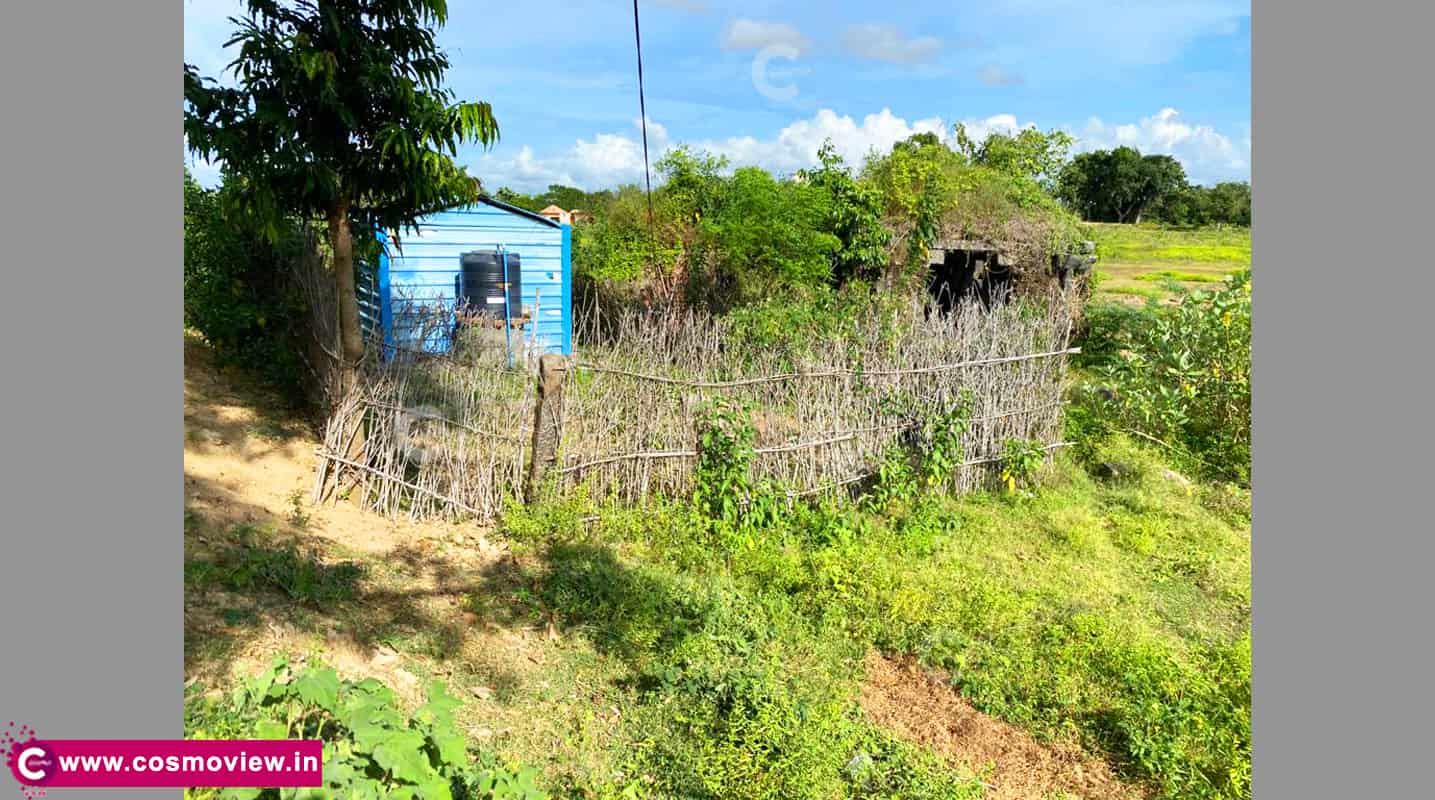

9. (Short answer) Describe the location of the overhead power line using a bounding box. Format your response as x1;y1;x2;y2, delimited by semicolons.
631;0;659;278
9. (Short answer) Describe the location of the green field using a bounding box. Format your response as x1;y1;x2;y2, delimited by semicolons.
1088;223;1251;302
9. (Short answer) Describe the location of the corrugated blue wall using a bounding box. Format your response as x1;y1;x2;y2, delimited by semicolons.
377;198;572;357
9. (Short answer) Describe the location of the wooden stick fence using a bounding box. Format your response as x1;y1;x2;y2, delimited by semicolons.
312;287;1082;520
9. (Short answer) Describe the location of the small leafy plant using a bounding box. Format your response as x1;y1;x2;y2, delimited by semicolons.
918;395;973;490
287;490;312;530
999;438;1047;494
693;400;757;523
185;657;546;800
870;391;972;506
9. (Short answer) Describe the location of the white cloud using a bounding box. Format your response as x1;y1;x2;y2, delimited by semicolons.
476;117;674;191
719;19;812;56
1074;108;1249;184
710;108;949;173
475;107;1249;193
976;65;1024;86
953;113;1031;142
478;108;962;191
635;116;668;142
841;24;943;64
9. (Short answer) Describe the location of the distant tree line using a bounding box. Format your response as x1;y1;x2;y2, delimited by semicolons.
1147;180;1251;227
1055;145;1250;227
498;141;1250;263
494;184;614;214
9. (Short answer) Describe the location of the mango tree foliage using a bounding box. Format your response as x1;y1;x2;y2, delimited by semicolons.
183;0;500;389
1056;147;1188;224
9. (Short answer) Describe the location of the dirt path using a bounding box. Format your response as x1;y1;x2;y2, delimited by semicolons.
183;333;455;556
183;334;531;703
860;652;1151;800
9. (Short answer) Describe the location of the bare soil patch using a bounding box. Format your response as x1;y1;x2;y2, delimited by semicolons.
183;333;532;695
859;652;1150;800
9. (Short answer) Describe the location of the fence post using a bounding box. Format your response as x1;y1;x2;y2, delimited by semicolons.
525;353;568;503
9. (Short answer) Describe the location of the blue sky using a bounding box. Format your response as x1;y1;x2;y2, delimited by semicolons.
184;0;1251;192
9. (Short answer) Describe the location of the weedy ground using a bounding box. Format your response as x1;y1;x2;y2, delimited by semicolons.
1087;223;1250;303
184;332;1249;800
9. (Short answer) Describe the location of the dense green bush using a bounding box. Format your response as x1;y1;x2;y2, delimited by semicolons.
185;657;546;800
1087;271;1252;482
687;165;841;309
863;133;1087;279
184;170;311;404
570;130;1084;318
796;143;892;286
1071;301;1154;370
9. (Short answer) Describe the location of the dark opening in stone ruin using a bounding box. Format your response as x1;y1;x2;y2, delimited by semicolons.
925;242;1010;316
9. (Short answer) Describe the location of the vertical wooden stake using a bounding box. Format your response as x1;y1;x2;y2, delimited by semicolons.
526;353;568;504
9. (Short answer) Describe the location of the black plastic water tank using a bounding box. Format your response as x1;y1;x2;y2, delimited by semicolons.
459;251;522;317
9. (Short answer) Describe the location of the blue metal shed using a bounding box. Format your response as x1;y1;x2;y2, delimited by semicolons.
376;196;573;358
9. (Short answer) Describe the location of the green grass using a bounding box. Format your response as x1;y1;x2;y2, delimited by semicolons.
1134;270;1227;284
184;524;364;607
485;434;1251;800
1086;223;1250;303
1088;223;1251;266
184;435;1249;799
1102;284;1167;300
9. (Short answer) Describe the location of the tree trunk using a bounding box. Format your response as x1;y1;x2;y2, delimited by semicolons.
328;198;367;463
329;198;364;390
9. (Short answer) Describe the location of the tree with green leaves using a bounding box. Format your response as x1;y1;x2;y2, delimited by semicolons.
797;141;891;286
954;123;1074;188
1056;146;1187;224
861;134;967;268
183;0;499;396
1145;180;1251;227
691;165;840;309
1206;181;1252;226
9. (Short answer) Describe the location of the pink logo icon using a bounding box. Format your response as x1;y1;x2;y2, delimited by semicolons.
3;723;49;799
